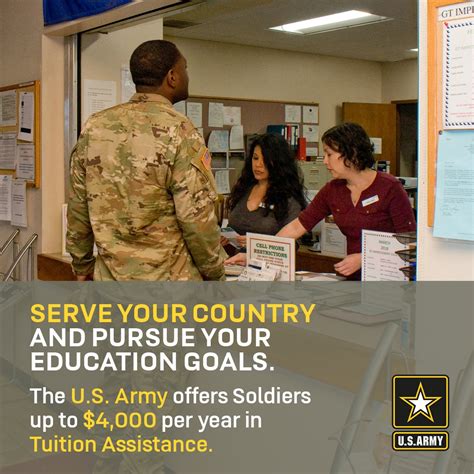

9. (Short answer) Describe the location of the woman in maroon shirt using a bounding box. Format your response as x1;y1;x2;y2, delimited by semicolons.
226;122;416;280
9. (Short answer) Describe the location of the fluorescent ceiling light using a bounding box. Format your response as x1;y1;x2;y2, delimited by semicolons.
270;10;390;35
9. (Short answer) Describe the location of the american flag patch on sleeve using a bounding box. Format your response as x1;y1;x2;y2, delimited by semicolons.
200;148;212;170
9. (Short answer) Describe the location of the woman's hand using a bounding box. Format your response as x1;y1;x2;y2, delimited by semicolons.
225;252;247;266
235;235;247;247
334;253;362;276
220;236;230;246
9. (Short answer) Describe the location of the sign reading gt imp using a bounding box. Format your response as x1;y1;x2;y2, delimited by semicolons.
392;431;449;451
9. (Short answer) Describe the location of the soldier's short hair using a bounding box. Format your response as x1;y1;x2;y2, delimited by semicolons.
130;40;182;88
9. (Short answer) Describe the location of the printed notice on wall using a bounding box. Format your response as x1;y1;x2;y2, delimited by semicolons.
0;90;17;126
83;80;117;126
120;65;135;103
285;105;301;123
303;105;318;124
0;132;17;169
11;179;27;227
16;143;35;181
18;92;34;142
0;174;12;221
187;102;203;128
442;19;474;129
434;130;474;241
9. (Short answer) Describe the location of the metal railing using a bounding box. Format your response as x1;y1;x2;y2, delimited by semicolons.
2;233;38;282
0;229;20;281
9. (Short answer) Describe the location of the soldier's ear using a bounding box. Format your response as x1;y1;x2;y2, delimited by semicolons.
166;67;177;89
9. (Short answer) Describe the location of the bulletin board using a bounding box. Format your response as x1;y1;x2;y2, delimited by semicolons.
186;96;320;155
427;1;473;226
0;80;41;188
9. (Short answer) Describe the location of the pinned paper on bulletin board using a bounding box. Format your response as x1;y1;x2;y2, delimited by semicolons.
208;130;229;153
433;130;474;241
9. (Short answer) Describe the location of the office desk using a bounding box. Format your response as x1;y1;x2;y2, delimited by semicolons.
38;253;75;281
296;246;342;273
38;247;343;281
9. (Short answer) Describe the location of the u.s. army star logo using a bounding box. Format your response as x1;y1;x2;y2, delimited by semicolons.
393;375;448;429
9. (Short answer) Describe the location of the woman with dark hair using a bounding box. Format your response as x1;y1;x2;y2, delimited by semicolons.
226;133;306;247
227;122;416;279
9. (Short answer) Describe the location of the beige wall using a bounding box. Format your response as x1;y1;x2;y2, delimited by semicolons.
381;59;418;102
166;36;384;136
0;0;43;274
81;17;164;123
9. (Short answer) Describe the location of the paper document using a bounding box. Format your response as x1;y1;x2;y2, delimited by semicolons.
229;125;244;150
187;102;203;128
0;132;17;169
120;65;135;103
362;230;408;281
247;233;295;281
11;179;27;227
0;90;17;126
285;105;301;123
434;130;474;241
442;19;474;128
223;106;241;126
208;130;229;153
303;105;318;124
0;175;12;221
215;170;230;194
221;226;240;248
16;143;35;180
303;124;319;142
208;102;224;127
18;92;34;141
174;100;186;115
83;79;116;125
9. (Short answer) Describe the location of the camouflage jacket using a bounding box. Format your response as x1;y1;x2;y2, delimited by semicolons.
66;93;225;281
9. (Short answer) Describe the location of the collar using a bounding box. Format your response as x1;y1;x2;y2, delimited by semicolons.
129;93;173;106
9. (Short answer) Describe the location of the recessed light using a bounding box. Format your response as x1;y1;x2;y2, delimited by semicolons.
409;48;419;52
270;10;390;35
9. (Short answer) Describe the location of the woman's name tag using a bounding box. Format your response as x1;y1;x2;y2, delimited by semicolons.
362;195;379;207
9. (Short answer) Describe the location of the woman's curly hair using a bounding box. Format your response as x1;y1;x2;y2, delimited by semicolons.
229;133;306;224
321;122;375;171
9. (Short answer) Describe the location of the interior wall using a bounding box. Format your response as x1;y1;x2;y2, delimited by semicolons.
0;0;43;275
80;17;164;124
417;3;474;281
381;59;418;102
165;36;383;138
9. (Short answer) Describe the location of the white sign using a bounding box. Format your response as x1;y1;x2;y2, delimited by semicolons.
83;79;117;125
285;105;301;123
0;175;12;221
0;132;17;169
208;102;224;127
303;105;318;124
120;65;135;103
16;143;35;180
0;90;17;126
11;179;27;227
187;102;203;128
362;230;408;281
247;232;295;281
370;137;383;154
442;19;474;129
18;92;34;141
223;106;241;126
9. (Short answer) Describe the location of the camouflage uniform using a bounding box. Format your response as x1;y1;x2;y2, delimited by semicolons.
67;93;225;281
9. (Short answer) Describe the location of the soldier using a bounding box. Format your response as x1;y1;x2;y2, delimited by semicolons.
67;40;225;281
